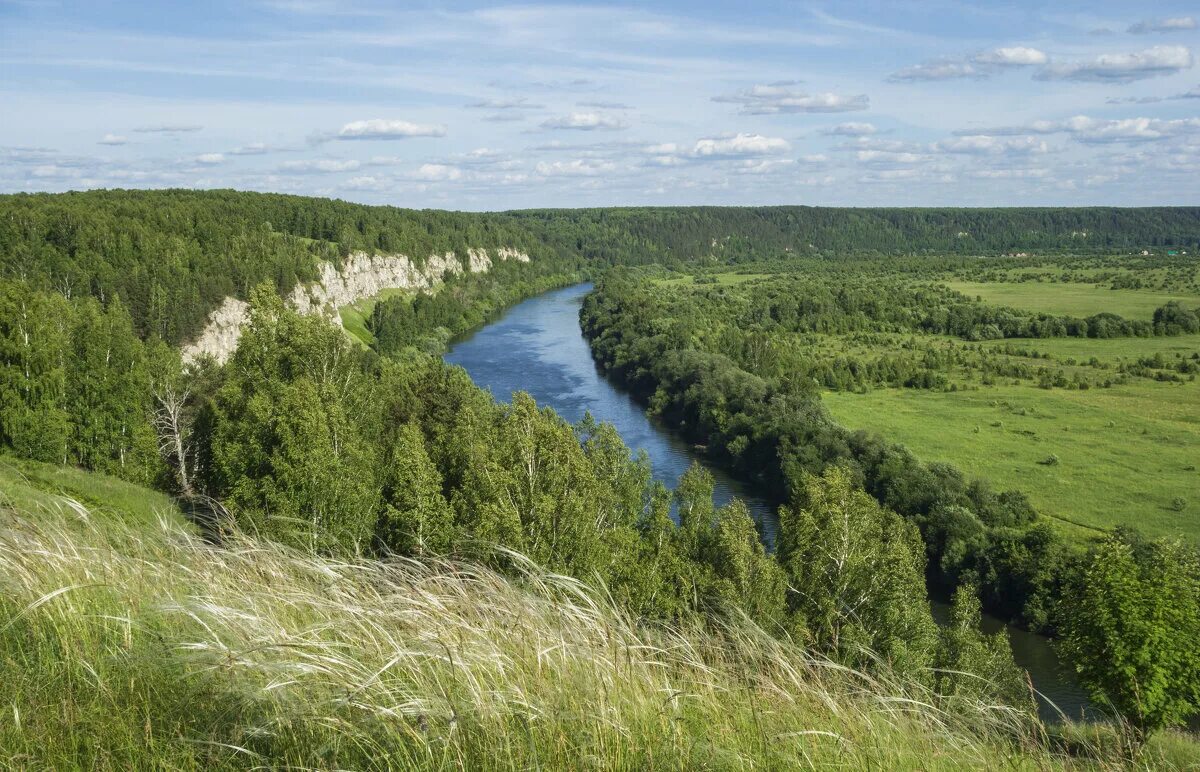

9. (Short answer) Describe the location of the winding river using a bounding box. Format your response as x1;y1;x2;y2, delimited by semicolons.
445;282;1093;722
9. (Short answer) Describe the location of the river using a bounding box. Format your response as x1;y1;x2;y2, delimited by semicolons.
445;282;1094;722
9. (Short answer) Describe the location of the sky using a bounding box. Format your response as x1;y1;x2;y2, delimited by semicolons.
1;0;1199;209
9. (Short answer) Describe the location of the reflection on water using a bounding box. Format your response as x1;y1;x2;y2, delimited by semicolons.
445;281;1092;722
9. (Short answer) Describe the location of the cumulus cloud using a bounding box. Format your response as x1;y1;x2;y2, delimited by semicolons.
412;163;464;182
133;124;202;133
974;46;1048;66
970;168;1049;179
1065;116;1200;143
540;112;628;130
1036;46;1193;83
713;84;868;114
336;119;446;140
98;134;127;146
534;159;616;176
279;159;361;173
889;60;982;82
1128;17;1197;34
891;47;1048;82
194;153;225;165
342;175;392;191
933;135;1049;155
825;122;877;136
959;116;1200;143
855;149;928;166
693;133;791;158
732;159;794;175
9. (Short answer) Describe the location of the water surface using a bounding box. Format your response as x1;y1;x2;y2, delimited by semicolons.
445;282;1093;721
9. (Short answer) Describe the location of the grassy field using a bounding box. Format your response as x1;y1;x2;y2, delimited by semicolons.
947;280;1198;320
825;378;1200;541
5;467;1139;770
654;272;769;287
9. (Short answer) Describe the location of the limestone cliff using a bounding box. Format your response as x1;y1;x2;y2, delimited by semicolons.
182;247;530;364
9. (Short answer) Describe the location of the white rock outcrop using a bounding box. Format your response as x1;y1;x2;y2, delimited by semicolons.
182;247;530;364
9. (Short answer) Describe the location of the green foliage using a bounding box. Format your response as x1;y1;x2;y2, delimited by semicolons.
776;466;938;678
1058;534;1200;744
0;280;160;483
935;582;1033;712
207;285;380;552
377;421;454;555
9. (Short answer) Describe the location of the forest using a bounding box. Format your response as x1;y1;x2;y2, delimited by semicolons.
2;189;1199;766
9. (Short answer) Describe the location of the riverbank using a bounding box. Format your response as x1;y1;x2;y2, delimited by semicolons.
443;282;1100;721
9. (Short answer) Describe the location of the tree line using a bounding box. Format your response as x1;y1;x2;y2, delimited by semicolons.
4;190;1198;346
580;269;1200;743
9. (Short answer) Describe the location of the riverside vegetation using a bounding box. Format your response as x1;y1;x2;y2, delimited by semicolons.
1;189;1199;767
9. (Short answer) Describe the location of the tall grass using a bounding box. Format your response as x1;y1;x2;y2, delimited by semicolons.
0;492;1175;769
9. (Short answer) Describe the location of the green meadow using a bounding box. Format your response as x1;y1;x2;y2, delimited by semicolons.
946;280;1198;320
825;356;1200;541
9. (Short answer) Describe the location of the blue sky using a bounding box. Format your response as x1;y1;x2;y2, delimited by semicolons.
2;1;1198;208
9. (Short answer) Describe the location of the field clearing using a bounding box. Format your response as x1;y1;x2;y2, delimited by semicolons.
654;272;768;287
980;333;1200;365
338;287;413;347
946;280;1198;319
824;379;1200;541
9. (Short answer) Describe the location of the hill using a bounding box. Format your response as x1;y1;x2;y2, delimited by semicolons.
8;464;1196;769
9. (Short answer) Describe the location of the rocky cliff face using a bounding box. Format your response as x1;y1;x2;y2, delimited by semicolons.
182;247;530;364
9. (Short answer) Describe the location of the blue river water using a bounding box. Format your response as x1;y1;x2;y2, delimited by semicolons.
445;282;1094;722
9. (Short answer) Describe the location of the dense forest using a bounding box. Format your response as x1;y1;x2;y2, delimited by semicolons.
2;189;1199;756
3;190;1198;343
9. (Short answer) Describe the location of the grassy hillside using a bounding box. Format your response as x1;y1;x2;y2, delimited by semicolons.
0;469;1122;770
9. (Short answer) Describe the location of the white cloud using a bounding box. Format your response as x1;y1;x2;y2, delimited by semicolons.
855;149;927;165
194;153;225;165
342;175;392;191
1065;116;1200;143
733;159;793;175
412;163;464;181
1128;17;1197;34
693;133;791;158
934;135;1049;155
534;159;616;176
889;61;981;82
540;112;628;130
825;122;877;136
279;159;361;173
713;84;868;114
974;46;1048;66
970;168;1049;179
1173;85;1200;99
98;134;127;146
1037;46;1193;83
336;119;447;140
961;116;1200;143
